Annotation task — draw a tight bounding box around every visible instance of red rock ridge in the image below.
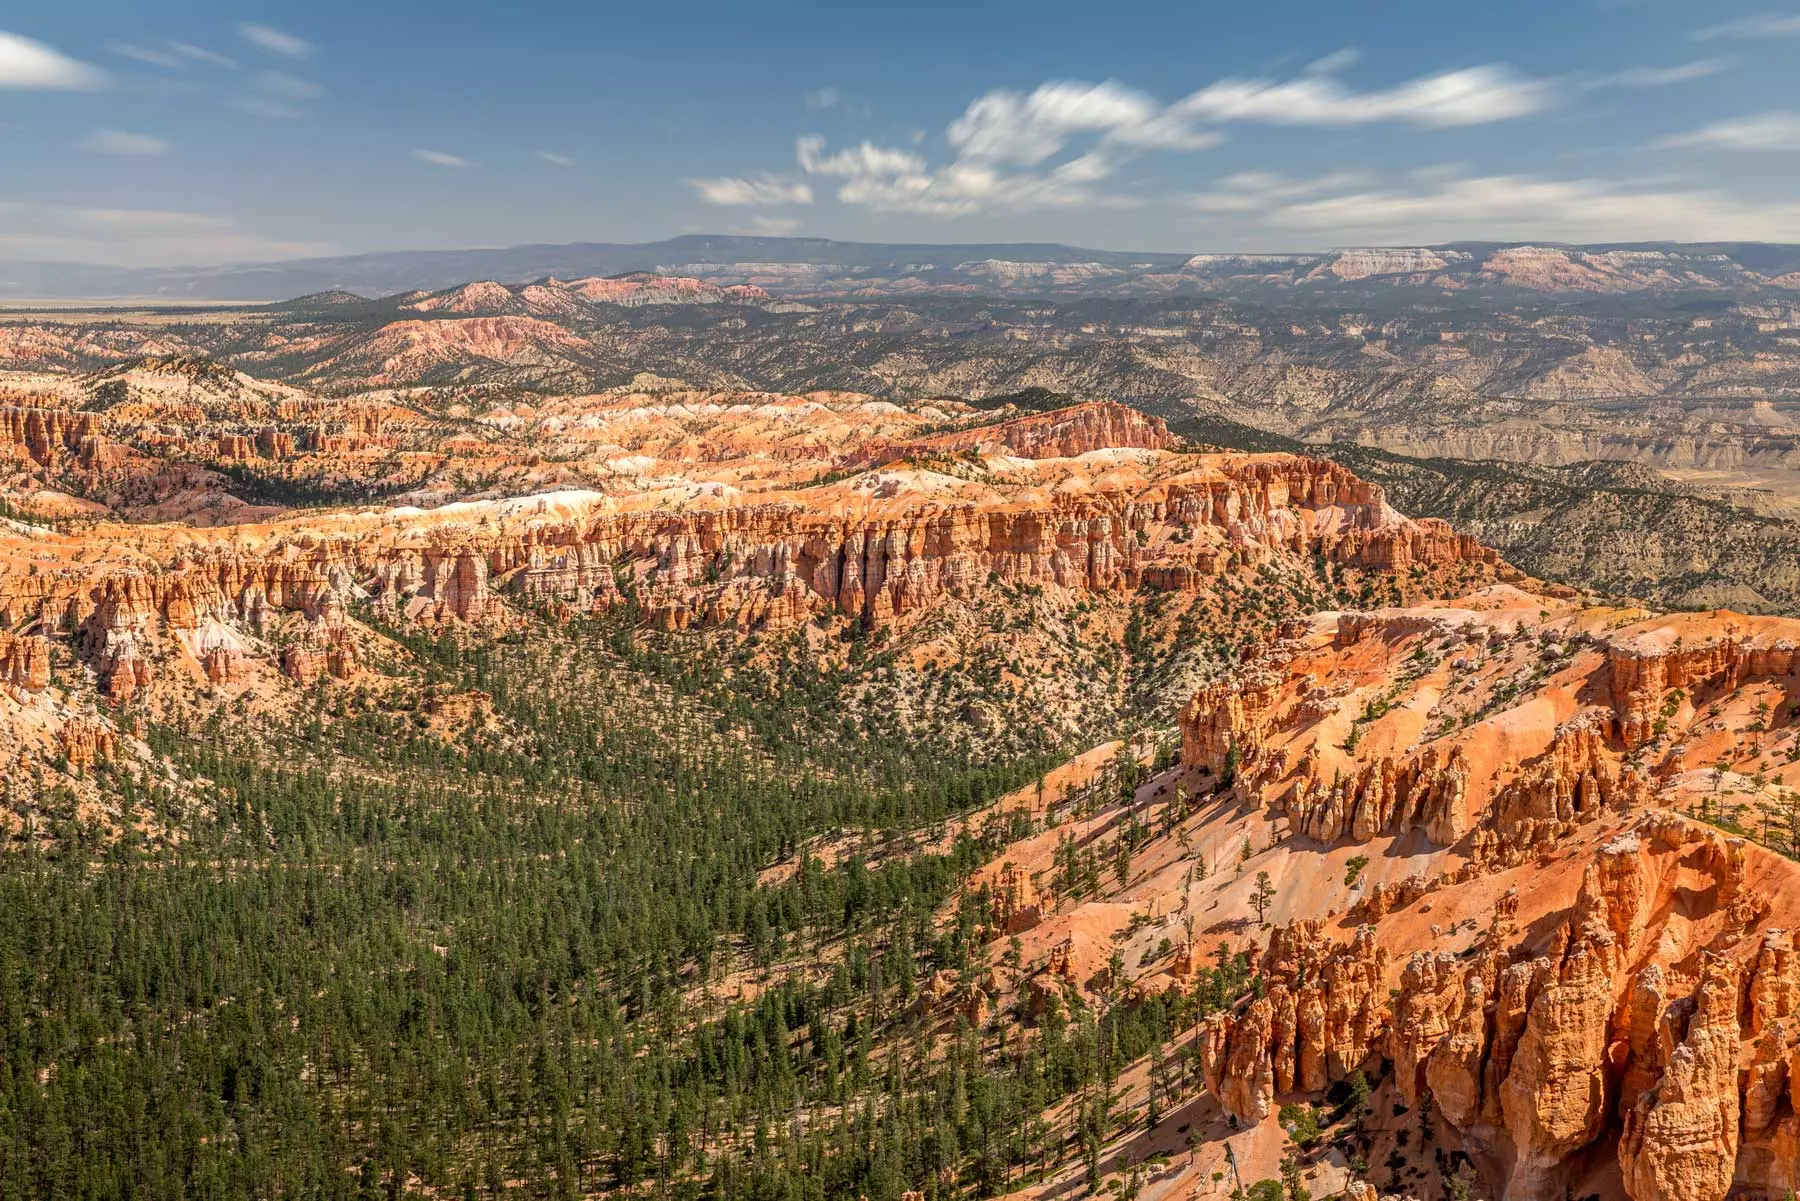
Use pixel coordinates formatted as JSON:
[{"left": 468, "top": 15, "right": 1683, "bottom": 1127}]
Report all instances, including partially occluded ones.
[
  {"left": 0, "top": 452, "right": 1499, "bottom": 699},
  {"left": 847, "top": 401, "right": 1176, "bottom": 465}
]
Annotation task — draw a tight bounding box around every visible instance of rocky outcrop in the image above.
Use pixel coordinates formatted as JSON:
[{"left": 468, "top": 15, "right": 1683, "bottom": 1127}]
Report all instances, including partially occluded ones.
[
  {"left": 564, "top": 274, "right": 768, "bottom": 307},
  {"left": 1196, "top": 921, "right": 1388, "bottom": 1123},
  {"left": 0, "top": 406, "right": 100, "bottom": 470},
  {"left": 1495, "top": 892, "right": 1623, "bottom": 1198},
  {"left": 1285, "top": 744, "right": 1472, "bottom": 845},
  {"left": 1477, "top": 714, "right": 1650, "bottom": 863},
  {"left": 1183, "top": 611, "right": 1669, "bottom": 859},
  {"left": 849, "top": 401, "right": 1175, "bottom": 465},
  {"left": 280, "top": 628, "right": 359, "bottom": 683},
  {"left": 0, "top": 631, "right": 49, "bottom": 691},
  {"left": 1608, "top": 631, "right": 1800, "bottom": 747},
  {"left": 1312, "top": 248, "right": 1454, "bottom": 282},
  {"left": 1618, "top": 955, "right": 1743, "bottom": 1201},
  {"left": 1, "top": 453, "right": 1501, "bottom": 700},
  {"left": 1375, "top": 815, "right": 1787, "bottom": 1201},
  {"left": 987, "top": 863, "right": 1042, "bottom": 934},
  {"left": 56, "top": 718, "right": 117, "bottom": 767}
]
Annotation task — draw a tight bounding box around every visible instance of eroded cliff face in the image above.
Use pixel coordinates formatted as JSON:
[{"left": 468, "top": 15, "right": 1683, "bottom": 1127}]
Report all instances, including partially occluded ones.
[
  {"left": 1196, "top": 921, "right": 1389, "bottom": 1122},
  {"left": 0, "top": 451, "right": 1497, "bottom": 702},
  {"left": 1180, "top": 601, "right": 1799, "bottom": 862},
  {"left": 1180, "top": 807, "right": 1796, "bottom": 1201},
  {"left": 1389, "top": 815, "right": 1786, "bottom": 1201},
  {"left": 1608, "top": 627, "right": 1800, "bottom": 748},
  {"left": 1164, "top": 589, "right": 1800, "bottom": 1201},
  {"left": 0, "top": 631, "right": 49, "bottom": 692},
  {"left": 0, "top": 406, "right": 100, "bottom": 471},
  {"left": 846, "top": 400, "right": 1175, "bottom": 465}
]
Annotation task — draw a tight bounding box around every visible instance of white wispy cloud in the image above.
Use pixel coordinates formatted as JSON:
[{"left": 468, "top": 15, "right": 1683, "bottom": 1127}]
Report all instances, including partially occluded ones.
[
  {"left": 413, "top": 149, "right": 472, "bottom": 168},
  {"left": 1694, "top": 11, "right": 1800, "bottom": 39},
  {"left": 79, "top": 129, "right": 171, "bottom": 156},
  {"left": 1172, "top": 65, "right": 1553, "bottom": 127},
  {"left": 107, "top": 40, "right": 183, "bottom": 69},
  {"left": 797, "top": 139, "right": 927, "bottom": 176},
  {"left": 947, "top": 81, "right": 1215, "bottom": 166},
  {"left": 107, "top": 39, "right": 237, "bottom": 70},
  {"left": 1583, "top": 58, "right": 1733, "bottom": 89},
  {"left": 690, "top": 173, "right": 814, "bottom": 205},
  {"left": 238, "top": 24, "right": 311, "bottom": 60},
  {"left": 535, "top": 151, "right": 575, "bottom": 166},
  {"left": 0, "top": 201, "right": 331, "bottom": 266},
  {"left": 1266, "top": 173, "right": 1800, "bottom": 243},
  {"left": 1660, "top": 110, "right": 1800, "bottom": 151},
  {"left": 1305, "top": 48, "right": 1362, "bottom": 75},
  {"left": 797, "top": 143, "right": 1138, "bottom": 217},
  {"left": 804, "top": 86, "right": 839, "bottom": 111},
  {"left": 233, "top": 69, "right": 323, "bottom": 118},
  {"left": 0, "top": 31, "right": 107, "bottom": 89},
  {"left": 171, "top": 41, "right": 238, "bottom": 69},
  {"left": 773, "top": 64, "right": 1555, "bottom": 217}
]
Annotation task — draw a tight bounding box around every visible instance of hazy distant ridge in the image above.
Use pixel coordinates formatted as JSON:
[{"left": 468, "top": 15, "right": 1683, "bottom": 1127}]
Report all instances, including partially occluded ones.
[{"left": 5, "top": 234, "right": 1800, "bottom": 301}]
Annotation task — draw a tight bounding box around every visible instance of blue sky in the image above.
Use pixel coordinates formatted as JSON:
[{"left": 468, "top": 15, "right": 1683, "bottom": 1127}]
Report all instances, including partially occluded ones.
[{"left": 4, "top": 0, "right": 1800, "bottom": 264}]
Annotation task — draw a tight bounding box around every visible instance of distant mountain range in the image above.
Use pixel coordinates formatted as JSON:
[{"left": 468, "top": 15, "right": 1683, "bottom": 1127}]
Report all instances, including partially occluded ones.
[{"left": 6, "top": 235, "right": 1800, "bottom": 302}]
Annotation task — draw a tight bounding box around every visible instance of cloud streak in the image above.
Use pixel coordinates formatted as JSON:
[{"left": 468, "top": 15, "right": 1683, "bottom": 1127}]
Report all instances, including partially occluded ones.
[
  {"left": 1660, "top": 111, "right": 1800, "bottom": 151},
  {"left": 1694, "top": 12, "right": 1800, "bottom": 39},
  {"left": 690, "top": 173, "right": 813, "bottom": 205},
  {"left": 238, "top": 24, "right": 312, "bottom": 60},
  {"left": 0, "top": 31, "right": 107, "bottom": 89},
  {"left": 1265, "top": 173, "right": 1800, "bottom": 244},
  {"left": 412, "top": 149, "right": 472, "bottom": 168},
  {"left": 1172, "top": 65, "right": 1553, "bottom": 128},
  {"left": 108, "top": 39, "right": 237, "bottom": 70},
  {"left": 770, "top": 64, "right": 1556, "bottom": 217},
  {"left": 79, "top": 129, "right": 171, "bottom": 156},
  {"left": 1583, "top": 58, "right": 1734, "bottom": 89}
]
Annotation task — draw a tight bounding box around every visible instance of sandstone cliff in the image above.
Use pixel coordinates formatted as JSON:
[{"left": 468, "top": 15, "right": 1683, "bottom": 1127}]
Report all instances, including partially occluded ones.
[
  {"left": 1166, "top": 589, "right": 1800, "bottom": 1201},
  {"left": 0, "top": 451, "right": 1497, "bottom": 701}
]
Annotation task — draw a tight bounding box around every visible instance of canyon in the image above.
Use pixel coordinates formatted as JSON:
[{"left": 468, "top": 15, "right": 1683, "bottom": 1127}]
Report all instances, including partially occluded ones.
[
  {"left": 6, "top": 268, "right": 1800, "bottom": 624},
  {"left": 9, "top": 268, "right": 1800, "bottom": 1201}
]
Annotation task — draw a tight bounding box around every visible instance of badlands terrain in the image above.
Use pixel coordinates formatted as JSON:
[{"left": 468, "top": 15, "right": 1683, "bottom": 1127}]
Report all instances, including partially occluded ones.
[
  {"left": 5, "top": 261, "right": 1800, "bottom": 1201},
  {"left": 7, "top": 245, "right": 1800, "bottom": 612}
]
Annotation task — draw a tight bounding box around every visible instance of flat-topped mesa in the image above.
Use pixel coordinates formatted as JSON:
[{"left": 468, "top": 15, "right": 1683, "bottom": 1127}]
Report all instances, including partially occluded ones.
[{"left": 845, "top": 401, "right": 1176, "bottom": 466}]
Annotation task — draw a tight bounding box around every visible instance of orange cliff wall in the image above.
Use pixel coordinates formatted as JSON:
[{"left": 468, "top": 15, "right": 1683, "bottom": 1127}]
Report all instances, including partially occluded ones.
[
  {"left": 847, "top": 400, "right": 1178, "bottom": 466},
  {"left": 0, "top": 452, "right": 1500, "bottom": 697},
  {"left": 0, "top": 452, "right": 1498, "bottom": 636},
  {"left": 0, "top": 406, "right": 101, "bottom": 471}
]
